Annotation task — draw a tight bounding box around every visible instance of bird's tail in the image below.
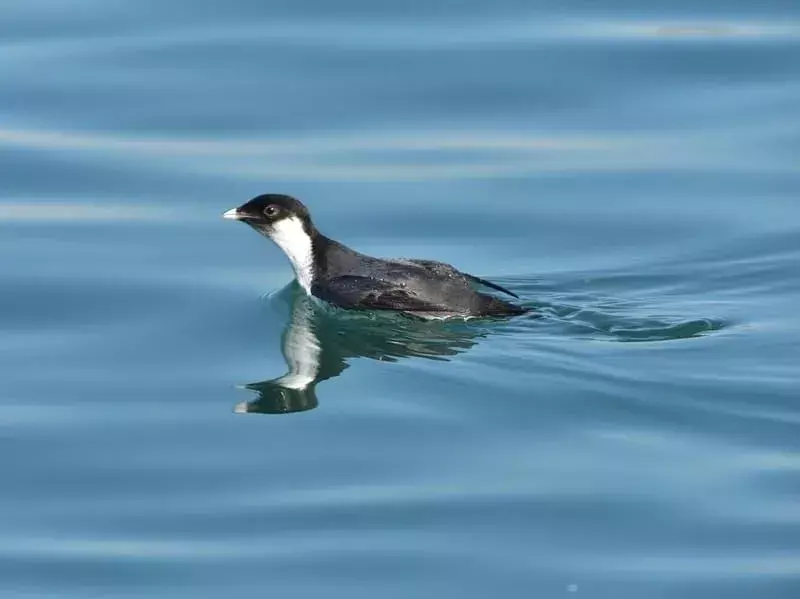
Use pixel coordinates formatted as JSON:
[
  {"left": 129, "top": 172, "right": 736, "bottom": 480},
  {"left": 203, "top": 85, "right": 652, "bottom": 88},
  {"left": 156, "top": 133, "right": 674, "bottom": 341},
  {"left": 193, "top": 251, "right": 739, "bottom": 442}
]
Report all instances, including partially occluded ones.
[
  {"left": 465, "top": 273, "right": 520, "bottom": 299},
  {"left": 481, "top": 296, "right": 530, "bottom": 317}
]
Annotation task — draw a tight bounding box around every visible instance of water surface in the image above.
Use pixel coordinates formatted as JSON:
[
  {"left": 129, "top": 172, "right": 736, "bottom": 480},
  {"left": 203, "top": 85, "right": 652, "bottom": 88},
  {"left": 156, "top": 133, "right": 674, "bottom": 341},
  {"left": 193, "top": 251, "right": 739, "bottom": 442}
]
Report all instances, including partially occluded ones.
[{"left": 1, "top": 1, "right": 799, "bottom": 598}]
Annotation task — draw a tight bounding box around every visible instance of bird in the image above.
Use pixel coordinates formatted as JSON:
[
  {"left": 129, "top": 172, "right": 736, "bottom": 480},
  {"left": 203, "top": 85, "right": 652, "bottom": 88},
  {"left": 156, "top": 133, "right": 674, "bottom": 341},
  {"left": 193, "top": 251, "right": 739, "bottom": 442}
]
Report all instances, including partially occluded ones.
[{"left": 223, "top": 194, "right": 527, "bottom": 318}]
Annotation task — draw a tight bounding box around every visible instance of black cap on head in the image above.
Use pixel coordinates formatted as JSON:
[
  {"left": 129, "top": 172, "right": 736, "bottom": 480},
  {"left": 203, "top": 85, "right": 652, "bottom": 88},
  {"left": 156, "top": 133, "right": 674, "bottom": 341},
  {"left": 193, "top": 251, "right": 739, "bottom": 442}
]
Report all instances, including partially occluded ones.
[{"left": 223, "top": 193, "right": 314, "bottom": 234}]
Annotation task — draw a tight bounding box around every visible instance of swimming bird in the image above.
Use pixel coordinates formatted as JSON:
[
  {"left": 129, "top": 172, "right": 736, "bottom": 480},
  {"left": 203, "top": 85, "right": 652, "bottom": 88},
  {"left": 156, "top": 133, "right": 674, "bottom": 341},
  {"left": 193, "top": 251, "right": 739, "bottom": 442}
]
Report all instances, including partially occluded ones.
[{"left": 223, "top": 194, "right": 527, "bottom": 318}]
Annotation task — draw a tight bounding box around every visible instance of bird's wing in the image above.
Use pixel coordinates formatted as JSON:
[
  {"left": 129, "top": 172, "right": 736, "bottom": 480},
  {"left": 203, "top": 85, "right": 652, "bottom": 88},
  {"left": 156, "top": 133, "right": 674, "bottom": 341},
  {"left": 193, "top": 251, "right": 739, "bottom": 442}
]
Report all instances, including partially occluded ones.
[
  {"left": 314, "top": 275, "right": 449, "bottom": 312},
  {"left": 404, "top": 259, "right": 519, "bottom": 299}
]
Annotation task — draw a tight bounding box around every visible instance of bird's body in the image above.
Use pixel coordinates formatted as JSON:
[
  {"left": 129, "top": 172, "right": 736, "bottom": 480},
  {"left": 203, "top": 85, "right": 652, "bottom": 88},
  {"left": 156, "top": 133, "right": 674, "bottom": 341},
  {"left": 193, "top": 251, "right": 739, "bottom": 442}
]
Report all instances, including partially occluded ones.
[{"left": 223, "top": 194, "right": 527, "bottom": 318}]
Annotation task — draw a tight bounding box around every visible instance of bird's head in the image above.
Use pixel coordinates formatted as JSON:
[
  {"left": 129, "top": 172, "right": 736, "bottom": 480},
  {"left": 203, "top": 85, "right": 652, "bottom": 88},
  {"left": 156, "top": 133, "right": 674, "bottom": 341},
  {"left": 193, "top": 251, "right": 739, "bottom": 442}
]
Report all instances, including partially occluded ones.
[
  {"left": 223, "top": 193, "right": 319, "bottom": 294},
  {"left": 223, "top": 193, "right": 314, "bottom": 238}
]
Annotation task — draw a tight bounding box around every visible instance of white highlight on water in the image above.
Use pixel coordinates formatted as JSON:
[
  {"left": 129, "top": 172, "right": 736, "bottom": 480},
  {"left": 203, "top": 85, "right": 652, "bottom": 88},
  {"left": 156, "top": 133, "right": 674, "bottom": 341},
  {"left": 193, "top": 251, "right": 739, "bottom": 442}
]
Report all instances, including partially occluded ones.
[{"left": 275, "top": 296, "right": 321, "bottom": 389}]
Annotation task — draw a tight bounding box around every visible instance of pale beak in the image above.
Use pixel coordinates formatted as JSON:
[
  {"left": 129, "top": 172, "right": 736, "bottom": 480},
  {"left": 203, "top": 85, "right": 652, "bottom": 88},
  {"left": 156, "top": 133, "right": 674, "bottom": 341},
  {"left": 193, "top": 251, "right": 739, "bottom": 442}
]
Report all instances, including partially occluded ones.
[{"left": 222, "top": 208, "right": 242, "bottom": 220}]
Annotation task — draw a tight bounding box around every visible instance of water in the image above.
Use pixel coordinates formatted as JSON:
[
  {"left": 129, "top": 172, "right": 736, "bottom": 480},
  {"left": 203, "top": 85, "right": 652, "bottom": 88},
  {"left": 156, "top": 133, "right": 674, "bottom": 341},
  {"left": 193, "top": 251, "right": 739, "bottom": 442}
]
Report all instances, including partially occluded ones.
[{"left": 2, "top": 1, "right": 799, "bottom": 597}]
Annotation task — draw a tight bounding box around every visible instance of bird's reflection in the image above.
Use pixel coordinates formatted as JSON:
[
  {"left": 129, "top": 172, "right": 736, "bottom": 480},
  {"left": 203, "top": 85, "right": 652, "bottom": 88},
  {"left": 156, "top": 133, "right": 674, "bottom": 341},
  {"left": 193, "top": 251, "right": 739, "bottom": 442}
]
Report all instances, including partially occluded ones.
[{"left": 234, "top": 287, "right": 488, "bottom": 414}]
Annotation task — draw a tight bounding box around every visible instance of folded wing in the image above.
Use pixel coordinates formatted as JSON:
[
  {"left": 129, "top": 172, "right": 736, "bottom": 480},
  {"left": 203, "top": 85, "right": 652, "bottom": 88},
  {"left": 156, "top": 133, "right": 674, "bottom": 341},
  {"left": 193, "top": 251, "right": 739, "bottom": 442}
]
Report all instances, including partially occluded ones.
[
  {"left": 403, "top": 259, "right": 519, "bottom": 299},
  {"left": 313, "top": 275, "right": 449, "bottom": 312}
]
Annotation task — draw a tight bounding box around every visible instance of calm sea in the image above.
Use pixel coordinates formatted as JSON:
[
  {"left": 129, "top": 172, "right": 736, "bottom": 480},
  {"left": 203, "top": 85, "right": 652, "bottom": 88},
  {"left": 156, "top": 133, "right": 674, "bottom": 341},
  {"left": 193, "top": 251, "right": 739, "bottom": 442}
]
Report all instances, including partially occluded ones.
[{"left": 1, "top": 1, "right": 799, "bottom": 598}]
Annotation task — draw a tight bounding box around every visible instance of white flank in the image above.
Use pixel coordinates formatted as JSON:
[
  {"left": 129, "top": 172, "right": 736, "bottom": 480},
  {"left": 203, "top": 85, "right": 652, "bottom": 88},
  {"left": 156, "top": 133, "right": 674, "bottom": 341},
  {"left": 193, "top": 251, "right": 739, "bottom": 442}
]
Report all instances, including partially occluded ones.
[{"left": 268, "top": 216, "right": 315, "bottom": 295}]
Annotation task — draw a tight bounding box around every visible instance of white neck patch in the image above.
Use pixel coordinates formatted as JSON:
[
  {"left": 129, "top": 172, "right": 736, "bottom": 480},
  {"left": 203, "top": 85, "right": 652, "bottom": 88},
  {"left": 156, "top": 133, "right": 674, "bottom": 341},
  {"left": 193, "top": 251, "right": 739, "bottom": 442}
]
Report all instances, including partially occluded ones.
[{"left": 267, "top": 216, "right": 315, "bottom": 295}]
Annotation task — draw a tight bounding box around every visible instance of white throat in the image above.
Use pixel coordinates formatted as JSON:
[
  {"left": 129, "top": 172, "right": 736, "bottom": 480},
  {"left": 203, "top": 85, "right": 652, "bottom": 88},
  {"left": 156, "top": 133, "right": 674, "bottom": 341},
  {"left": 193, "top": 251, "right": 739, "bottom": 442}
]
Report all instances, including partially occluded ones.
[{"left": 268, "top": 216, "right": 315, "bottom": 295}]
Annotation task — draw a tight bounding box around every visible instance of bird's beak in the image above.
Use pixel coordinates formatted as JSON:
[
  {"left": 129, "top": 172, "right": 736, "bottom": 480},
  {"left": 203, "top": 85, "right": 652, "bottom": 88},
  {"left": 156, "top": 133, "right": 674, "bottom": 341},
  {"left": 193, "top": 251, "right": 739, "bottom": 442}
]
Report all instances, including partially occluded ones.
[{"left": 222, "top": 208, "right": 242, "bottom": 220}]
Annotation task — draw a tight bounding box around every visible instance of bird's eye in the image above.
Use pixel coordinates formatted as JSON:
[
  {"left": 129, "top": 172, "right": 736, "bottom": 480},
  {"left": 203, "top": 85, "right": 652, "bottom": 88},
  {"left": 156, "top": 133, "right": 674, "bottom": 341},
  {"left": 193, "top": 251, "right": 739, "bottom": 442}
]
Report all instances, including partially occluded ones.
[{"left": 264, "top": 205, "right": 279, "bottom": 217}]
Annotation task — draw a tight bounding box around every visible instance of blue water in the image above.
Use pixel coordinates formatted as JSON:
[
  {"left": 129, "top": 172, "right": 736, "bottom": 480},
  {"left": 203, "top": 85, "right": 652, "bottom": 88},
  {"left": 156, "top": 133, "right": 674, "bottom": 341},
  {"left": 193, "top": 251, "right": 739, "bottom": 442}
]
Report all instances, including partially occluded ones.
[{"left": 2, "top": 1, "right": 799, "bottom": 597}]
